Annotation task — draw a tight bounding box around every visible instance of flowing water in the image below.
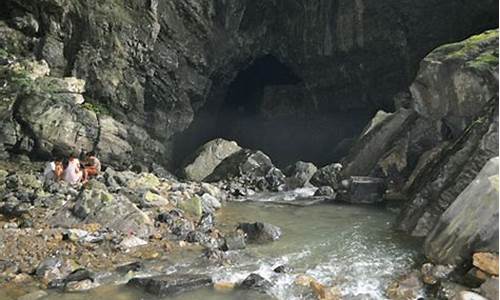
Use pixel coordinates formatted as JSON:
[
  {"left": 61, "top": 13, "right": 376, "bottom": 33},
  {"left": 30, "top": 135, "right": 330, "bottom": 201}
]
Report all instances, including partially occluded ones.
[{"left": 44, "top": 190, "right": 422, "bottom": 300}]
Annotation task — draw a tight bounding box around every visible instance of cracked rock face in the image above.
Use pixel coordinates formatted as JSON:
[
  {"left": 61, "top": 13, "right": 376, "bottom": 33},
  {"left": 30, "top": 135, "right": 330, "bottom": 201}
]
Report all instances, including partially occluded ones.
[{"left": 0, "top": 0, "right": 497, "bottom": 169}]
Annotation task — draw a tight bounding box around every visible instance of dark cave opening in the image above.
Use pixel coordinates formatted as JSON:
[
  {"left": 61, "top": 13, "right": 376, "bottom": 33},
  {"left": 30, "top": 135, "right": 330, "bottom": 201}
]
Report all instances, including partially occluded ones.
[
  {"left": 172, "top": 55, "right": 380, "bottom": 170},
  {"left": 213, "top": 55, "right": 376, "bottom": 168}
]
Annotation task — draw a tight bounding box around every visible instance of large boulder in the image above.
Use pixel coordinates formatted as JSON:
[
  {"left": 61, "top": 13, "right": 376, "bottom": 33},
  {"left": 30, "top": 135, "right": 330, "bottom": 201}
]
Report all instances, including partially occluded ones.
[
  {"left": 411, "top": 29, "right": 498, "bottom": 137},
  {"left": 284, "top": 161, "right": 317, "bottom": 188},
  {"left": 237, "top": 222, "right": 282, "bottom": 243},
  {"left": 310, "top": 163, "right": 343, "bottom": 189},
  {"left": 50, "top": 188, "right": 153, "bottom": 238},
  {"left": 205, "top": 149, "right": 285, "bottom": 192},
  {"left": 398, "top": 30, "right": 499, "bottom": 236},
  {"left": 206, "top": 149, "right": 274, "bottom": 182},
  {"left": 17, "top": 91, "right": 98, "bottom": 156},
  {"left": 341, "top": 108, "right": 416, "bottom": 177},
  {"left": 424, "top": 157, "right": 499, "bottom": 266},
  {"left": 181, "top": 139, "right": 241, "bottom": 182}
]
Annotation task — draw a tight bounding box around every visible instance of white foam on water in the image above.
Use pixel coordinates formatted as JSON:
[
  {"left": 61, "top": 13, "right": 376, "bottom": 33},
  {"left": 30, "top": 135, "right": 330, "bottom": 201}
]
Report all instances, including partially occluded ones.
[{"left": 243, "top": 187, "right": 318, "bottom": 203}]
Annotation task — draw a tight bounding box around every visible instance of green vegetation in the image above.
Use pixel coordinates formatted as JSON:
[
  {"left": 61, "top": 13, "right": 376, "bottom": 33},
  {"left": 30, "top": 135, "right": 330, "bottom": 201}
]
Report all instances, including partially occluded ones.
[
  {"left": 467, "top": 49, "right": 499, "bottom": 71},
  {"left": 82, "top": 102, "right": 110, "bottom": 115},
  {"left": 431, "top": 29, "right": 499, "bottom": 72}
]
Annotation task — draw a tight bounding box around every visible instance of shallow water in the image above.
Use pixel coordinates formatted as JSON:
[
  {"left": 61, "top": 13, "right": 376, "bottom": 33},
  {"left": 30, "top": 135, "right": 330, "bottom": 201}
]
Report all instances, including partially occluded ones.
[{"left": 43, "top": 198, "right": 421, "bottom": 300}]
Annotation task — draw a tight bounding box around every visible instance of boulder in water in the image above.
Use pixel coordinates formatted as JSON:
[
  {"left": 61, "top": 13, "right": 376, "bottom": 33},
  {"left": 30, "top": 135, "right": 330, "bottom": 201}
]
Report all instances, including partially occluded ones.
[
  {"left": 181, "top": 139, "right": 241, "bottom": 182},
  {"left": 284, "top": 161, "right": 317, "bottom": 188},
  {"left": 342, "top": 176, "right": 386, "bottom": 204},
  {"left": 273, "top": 264, "right": 293, "bottom": 273},
  {"left": 237, "top": 222, "right": 281, "bottom": 243},
  {"left": 127, "top": 274, "right": 212, "bottom": 296},
  {"left": 221, "top": 230, "right": 246, "bottom": 251},
  {"left": 238, "top": 273, "right": 272, "bottom": 292},
  {"left": 310, "top": 163, "right": 342, "bottom": 189}
]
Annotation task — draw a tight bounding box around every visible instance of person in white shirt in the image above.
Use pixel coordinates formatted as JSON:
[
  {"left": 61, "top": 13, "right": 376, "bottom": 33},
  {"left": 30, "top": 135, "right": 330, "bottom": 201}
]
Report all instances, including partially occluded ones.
[
  {"left": 43, "top": 156, "right": 64, "bottom": 184},
  {"left": 63, "top": 153, "right": 83, "bottom": 185}
]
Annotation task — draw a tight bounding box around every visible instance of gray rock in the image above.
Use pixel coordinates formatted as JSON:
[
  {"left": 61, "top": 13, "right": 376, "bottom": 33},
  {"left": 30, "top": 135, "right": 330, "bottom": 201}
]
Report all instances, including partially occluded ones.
[
  {"left": 51, "top": 189, "right": 153, "bottom": 238},
  {"left": 127, "top": 274, "right": 212, "bottom": 296},
  {"left": 342, "top": 176, "right": 386, "bottom": 204},
  {"left": 342, "top": 108, "right": 416, "bottom": 178},
  {"left": 284, "top": 161, "right": 317, "bottom": 188},
  {"left": 424, "top": 157, "right": 499, "bottom": 266},
  {"left": 17, "top": 83, "right": 98, "bottom": 157},
  {"left": 200, "top": 193, "right": 221, "bottom": 214},
  {"left": 237, "top": 222, "right": 281, "bottom": 243},
  {"left": 182, "top": 139, "right": 241, "bottom": 182},
  {"left": 314, "top": 186, "right": 336, "bottom": 197},
  {"left": 310, "top": 163, "right": 343, "bottom": 189},
  {"left": 411, "top": 30, "right": 498, "bottom": 137},
  {"left": 221, "top": 231, "right": 246, "bottom": 251},
  {"left": 238, "top": 273, "right": 272, "bottom": 293},
  {"left": 64, "top": 279, "right": 98, "bottom": 292},
  {"left": 480, "top": 277, "right": 499, "bottom": 300},
  {"left": 398, "top": 31, "right": 499, "bottom": 236},
  {"left": 96, "top": 115, "right": 133, "bottom": 168},
  {"left": 206, "top": 149, "right": 275, "bottom": 182}
]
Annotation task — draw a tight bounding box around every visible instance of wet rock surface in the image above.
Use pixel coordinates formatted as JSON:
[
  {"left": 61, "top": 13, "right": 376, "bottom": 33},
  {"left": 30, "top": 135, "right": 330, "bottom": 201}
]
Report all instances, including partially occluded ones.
[
  {"left": 238, "top": 273, "right": 272, "bottom": 292},
  {"left": 424, "top": 157, "right": 499, "bottom": 266},
  {"left": 237, "top": 222, "right": 282, "bottom": 243},
  {"left": 127, "top": 274, "right": 212, "bottom": 296}
]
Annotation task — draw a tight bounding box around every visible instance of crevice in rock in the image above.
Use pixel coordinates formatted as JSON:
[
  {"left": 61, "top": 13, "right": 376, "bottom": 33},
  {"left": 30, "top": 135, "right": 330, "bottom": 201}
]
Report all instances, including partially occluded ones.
[
  {"left": 93, "top": 113, "right": 102, "bottom": 153},
  {"left": 10, "top": 93, "right": 41, "bottom": 158}
]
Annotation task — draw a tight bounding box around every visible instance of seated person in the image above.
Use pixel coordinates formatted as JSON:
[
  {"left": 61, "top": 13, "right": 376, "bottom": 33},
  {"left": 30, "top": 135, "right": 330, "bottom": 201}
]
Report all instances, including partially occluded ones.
[
  {"left": 83, "top": 151, "right": 101, "bottom": 179},
  {"left": 63, "top": 153, "right": 83, "bottom": 185},
  {"left": 43, "top": 157, "right": 64, "bottom": 183}
]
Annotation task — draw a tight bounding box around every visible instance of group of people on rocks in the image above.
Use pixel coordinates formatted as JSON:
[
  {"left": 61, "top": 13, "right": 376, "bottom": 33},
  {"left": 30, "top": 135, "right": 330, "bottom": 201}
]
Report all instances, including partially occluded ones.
[{"left": 43, "top": 151, "right": 101, "bottom": 185}]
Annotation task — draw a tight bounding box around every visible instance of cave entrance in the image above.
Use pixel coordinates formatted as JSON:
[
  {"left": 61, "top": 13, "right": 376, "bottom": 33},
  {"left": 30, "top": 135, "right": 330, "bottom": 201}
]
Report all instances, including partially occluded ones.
[
  {"left": 172, "top": 55, "right": 377, "bottom": 169},
  {"left": 213, "top": 54, "right": 374, "bottom": 167}
]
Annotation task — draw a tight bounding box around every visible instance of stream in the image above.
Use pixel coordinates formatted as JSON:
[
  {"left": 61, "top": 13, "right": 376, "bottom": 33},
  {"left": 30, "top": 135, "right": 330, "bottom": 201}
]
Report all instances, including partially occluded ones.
[{"left": 44, "top": 190, "right": 422, "bottom": 300}]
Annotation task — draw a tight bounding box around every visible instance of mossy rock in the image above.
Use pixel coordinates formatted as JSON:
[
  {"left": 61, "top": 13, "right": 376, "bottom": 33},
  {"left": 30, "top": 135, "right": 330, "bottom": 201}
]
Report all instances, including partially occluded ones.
[
  {"left": 127, "top": 173, "right": 161, "bottom": 190},
  {"left": 178, "top": 195, "right": 203, "bottom": 218},
  {"left": 18, "top": 174, "right": 42, "bottom": 189},
  {"left": 431, "top": 29, "right": 498, "bottom": 71},
  {"left": 100, "top": 191, "right": 114, "bottom": 202}
]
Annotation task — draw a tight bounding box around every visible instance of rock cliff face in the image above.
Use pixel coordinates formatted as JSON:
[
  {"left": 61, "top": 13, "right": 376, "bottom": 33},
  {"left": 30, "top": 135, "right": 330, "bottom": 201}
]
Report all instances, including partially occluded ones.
[
  {"left": 338, "top": 29, "right": 498, "bottom": 247},
  {"left": 424, "top": 157, "right": 499, "bottom": 266},
  {"left": 0, "top": 0, "right": 497, "bottom": 168}
]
